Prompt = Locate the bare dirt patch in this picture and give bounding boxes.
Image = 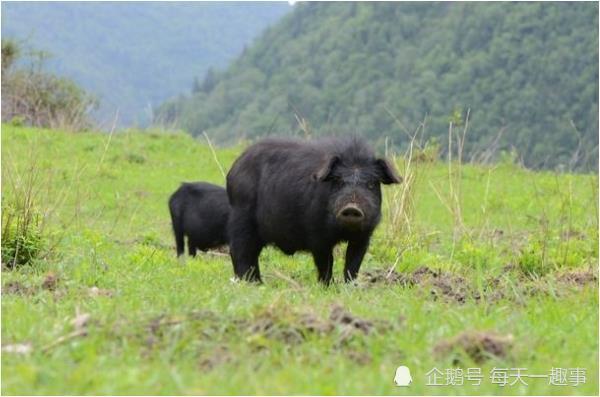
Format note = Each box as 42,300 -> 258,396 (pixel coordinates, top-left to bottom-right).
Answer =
137,304 -> 392,369
329,304 -> 376,334
361,266 -> 481,304
361,268 -> 411,285
198,345 -> 232,370
2,280 -> 33,295
413,267 -> 474,304
3,274 -> 118,300
172,303 -> 396,371
3,272 -> 62,295
434,330 -> 514,364
239,304 -> 390,347
556,269 -> 597,287
362,264 -> 597,304
41,272 -> 60,291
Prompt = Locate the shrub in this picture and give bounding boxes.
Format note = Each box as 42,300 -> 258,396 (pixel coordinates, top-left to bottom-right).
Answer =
1,39 -> 97,131
1,39 -> 19,74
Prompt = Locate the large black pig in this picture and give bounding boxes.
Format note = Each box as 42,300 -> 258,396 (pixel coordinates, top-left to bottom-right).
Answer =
168,182 -> 229,257
226,137 -> 401,284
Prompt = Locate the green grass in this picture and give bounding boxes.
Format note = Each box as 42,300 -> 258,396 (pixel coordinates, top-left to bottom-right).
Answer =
1,125 -> 598,395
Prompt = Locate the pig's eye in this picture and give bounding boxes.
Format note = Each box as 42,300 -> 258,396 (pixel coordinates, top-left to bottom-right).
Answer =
367,182 -> 377,190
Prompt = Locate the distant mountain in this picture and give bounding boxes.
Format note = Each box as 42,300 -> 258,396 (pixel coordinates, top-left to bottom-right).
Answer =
1,2 -> 290,126
156,2 -> 598,171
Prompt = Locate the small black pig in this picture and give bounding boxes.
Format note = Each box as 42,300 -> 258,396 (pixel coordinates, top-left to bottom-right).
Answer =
168,182 -> 229,257
226,136 -> 401,284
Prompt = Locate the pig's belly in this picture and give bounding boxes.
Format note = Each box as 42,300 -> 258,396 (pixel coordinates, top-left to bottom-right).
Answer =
259,225 -> 306,255
256,215 -> 309,255
256,186 -> 311,254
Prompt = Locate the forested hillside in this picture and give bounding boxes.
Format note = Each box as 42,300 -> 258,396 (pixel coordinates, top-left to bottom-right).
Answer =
1,2 -> 290,126
156,2 -> 599,171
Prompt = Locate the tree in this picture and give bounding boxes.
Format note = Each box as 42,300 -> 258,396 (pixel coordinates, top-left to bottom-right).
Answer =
1,40 -> 97,130
155,2 -> 599,171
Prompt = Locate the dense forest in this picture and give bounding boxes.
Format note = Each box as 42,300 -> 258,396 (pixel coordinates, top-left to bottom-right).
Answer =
156,2 -> 599,171
1,2 -> 290,126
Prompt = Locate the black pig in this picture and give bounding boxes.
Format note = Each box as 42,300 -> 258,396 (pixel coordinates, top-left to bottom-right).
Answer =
226,137 -> 401,284
168,182 -> 229,257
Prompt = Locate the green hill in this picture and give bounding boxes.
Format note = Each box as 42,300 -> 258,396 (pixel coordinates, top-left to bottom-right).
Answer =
1,2 -> 290,126
156,2 -> 599,171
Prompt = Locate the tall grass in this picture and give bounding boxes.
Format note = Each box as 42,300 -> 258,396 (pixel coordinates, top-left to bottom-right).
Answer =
1,138 -> 90,269
1,156 -> 45,268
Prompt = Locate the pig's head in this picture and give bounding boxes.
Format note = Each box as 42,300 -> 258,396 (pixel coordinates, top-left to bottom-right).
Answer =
314,138 -> 402,233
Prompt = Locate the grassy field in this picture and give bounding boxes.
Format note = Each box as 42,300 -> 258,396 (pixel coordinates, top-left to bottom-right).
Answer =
1,125 -> 598,395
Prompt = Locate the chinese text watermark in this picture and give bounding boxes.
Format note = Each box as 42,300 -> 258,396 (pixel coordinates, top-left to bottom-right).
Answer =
422,367 -> 586,387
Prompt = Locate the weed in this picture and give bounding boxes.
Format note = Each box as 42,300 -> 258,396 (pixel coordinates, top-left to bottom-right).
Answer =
1,157 -> 46,268
1,205 -> 44,268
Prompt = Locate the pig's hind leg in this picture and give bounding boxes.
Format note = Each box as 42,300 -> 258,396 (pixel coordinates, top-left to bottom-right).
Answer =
228,208 -> 263,282
187,238 -> 198,257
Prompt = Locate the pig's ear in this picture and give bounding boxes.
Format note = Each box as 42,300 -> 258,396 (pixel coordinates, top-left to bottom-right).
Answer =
375,158 -> 402,184
314,155 -> 340,181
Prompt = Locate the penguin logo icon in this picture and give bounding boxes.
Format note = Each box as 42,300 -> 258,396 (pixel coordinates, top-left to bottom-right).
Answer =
394,366 -> 412,386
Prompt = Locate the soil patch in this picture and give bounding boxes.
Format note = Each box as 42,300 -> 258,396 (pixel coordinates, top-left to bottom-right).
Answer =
2,280 -> 33,295
361,268 -> 411,285
434,330 -> 514,364
135,304 -> 389,371
329,304 -> 376,334
198,345 -> 232,370
557,270 -> 597,287
239,304 -> 389,346
41,273 -> 60,291
3,273 -> 66,297
361,266 -> 481,304
362,264 -> 597,304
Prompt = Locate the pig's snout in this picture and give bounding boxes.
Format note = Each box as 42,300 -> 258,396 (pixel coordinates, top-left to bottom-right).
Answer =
337,203 -> 365,226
